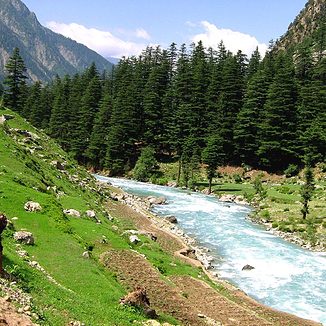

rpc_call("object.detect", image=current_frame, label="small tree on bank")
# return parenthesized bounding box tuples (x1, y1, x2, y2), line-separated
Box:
(202, 135, 224, 194)
(133, 147, 159, 182)
(300, 156, 315, 219)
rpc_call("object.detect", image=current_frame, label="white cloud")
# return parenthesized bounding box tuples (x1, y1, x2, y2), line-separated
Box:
(191, 21, 268, 56)
(135, 28, 151, 40)
(46, 21, 148, 58)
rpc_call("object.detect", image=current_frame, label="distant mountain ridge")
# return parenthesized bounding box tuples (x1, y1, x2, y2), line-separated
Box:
(0, 0, 113, 82)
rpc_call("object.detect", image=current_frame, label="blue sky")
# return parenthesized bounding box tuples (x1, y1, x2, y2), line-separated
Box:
(23, 0, 307, 58)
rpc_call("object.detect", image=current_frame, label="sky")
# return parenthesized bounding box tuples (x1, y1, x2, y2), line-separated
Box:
(23, 0, 308, 59)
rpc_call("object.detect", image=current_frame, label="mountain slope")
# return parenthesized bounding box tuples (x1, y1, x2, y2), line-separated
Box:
(0, 0, 113, 82)
(275, 0, 325, 52)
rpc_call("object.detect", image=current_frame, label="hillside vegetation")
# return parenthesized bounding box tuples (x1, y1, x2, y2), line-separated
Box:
(0, 107, 322, 326)
(0, 107, 179, 325)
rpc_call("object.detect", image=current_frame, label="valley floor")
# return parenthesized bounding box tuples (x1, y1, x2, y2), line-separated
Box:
(104, 186, 322, 326)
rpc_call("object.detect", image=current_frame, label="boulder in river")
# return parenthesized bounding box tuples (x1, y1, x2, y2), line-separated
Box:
(165, 215, 178, 224)
(147, 196, 166, 205)
(242, 264, 255, 271)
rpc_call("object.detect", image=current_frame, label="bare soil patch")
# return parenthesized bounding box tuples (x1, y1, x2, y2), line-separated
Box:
(0, 298, 35, 326)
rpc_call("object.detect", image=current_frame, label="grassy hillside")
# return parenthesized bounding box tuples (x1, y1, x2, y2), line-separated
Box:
(0, 107, 180, 325)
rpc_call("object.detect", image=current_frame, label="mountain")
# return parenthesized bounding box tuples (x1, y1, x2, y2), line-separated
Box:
(0, 0, 113, 82)
(274, 0, 325, 52)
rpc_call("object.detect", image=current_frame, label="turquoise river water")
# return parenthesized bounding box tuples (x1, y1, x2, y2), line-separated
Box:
(96, 176, 326, 325)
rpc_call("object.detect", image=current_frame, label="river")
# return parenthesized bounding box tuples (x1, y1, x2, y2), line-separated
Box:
(96, 176, 326, 325)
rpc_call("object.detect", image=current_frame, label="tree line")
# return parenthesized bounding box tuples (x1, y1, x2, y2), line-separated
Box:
(1, 41, 325, 183)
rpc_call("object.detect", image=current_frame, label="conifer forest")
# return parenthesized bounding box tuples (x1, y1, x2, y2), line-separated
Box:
(2, 40, 325, 177)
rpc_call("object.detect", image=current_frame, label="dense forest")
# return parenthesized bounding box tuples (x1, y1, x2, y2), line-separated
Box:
(1, 37, 325, 180)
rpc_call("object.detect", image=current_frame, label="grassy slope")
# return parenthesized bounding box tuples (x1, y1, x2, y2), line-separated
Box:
(0, 108, 183, 325)
(158, 162, 326, 249)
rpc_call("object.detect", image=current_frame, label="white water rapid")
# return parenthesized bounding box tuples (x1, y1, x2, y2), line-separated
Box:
(96, 176, 326, 325)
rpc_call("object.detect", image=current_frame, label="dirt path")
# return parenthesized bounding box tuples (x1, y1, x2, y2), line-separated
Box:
(106, 199, 322, 326)
(0, 298, 35, 326)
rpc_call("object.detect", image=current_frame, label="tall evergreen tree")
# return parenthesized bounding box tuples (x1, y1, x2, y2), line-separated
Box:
(234, 70, 268, 166)
(87, 93, 113, 169)
(258, 53, 298, 171)
(3, 47, 28, 112)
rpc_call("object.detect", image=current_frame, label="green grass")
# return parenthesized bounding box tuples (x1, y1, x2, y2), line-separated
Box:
(0, 108, 151, 325)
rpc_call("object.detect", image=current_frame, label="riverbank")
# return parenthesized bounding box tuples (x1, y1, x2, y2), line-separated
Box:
(101, 177, 323, 326)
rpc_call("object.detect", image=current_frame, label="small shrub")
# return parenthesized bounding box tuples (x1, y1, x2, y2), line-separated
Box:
(272, 221, 278, 228)
(234, 174, 242, 184)
(260, 210, 271, 221)
(284, 164, 299, 177)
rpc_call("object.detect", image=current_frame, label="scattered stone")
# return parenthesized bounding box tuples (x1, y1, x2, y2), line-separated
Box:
(86, 210, 96, 218)
(24, 201, 42, 212)
(0, 114, 14, 124)
(198, 313, 206, 318)
(23, 305, 30, 312)
(17, 249, 29, 258)
(129, 235, 141, 244)
(165, 215, 178, 224)
(242, 264, 255, 271)
(82, 251, 90, 259)
(11, 217, 19, 221)
(63, 209, 81, 217)
(69, 321, 85, 326)
(13, 231, 34, 245)
(147, 196, 166, 205)
(51, 160, 65, 170)
(112, 225, 119, 231)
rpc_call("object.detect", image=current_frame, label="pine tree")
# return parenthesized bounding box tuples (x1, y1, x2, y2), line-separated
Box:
(202, 135, 225, 194)
(246, 47, 261, 81)
(87, 93, 113, 169)
(258, 53, 298, 171)
(105, 59, 139, 175)
(234, 70, 268, 166)
(25, 81, 42, 126)
(300, 155, 315, 219)
(215, 53, 246, 162)
(48, 75, 72, 149)
(4, 47, 28, 112)
(72, 74, 102, 163)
